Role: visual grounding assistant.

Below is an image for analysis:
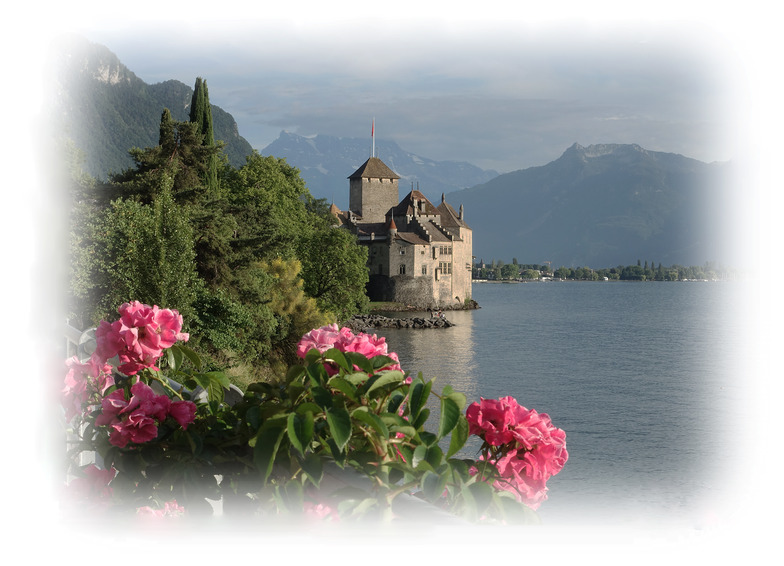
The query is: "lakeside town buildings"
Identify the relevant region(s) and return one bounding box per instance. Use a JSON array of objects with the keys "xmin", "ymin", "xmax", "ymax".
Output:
[{"xmin": 331, "ymin": 156, "xmax": 472, "ymax": 308}]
